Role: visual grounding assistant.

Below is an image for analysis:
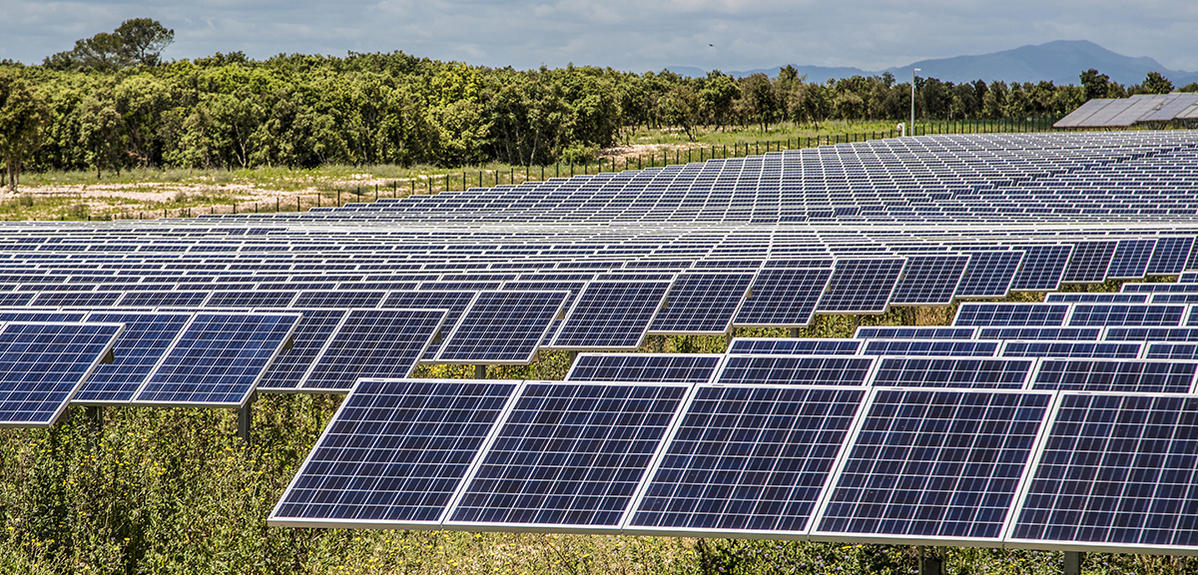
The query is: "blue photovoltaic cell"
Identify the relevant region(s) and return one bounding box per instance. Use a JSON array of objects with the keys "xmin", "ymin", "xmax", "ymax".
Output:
[
  {"xmin": 205, "ymin": 290, "xmax": 298, "ymax": 308},
  {"xmin": 31, "ymin": 291, "xmax": 122, "ymax": 308},
  {"xmin": 292, "ymin": 290, "xmax": 386, "ymax": 309},
  {"xmin": 1010, "ymin": 245, "xmax": 1073, "ymax": 291},
  {"xmin": 270, "ymin": 379, "xmax": 517, "ymax": 526},
  {"xmin": 448, "ymin": 383, "xmax": 687, "ymax": 528},
  {"xmin": 888, "ymin": 255, "xmax": 967, "ymax": 305},
  {"xmin": 1031, "ymin": 359, "xmax": 1198, "ymax": 393},
  {"xmin": 955, "ymin": 251, "xmax": 1024, "ymax": 298},
  {"xmin": 1002, "ymin": 341, "xmax": 1143, "ymax": 359},
  {"xmin": 72, "ymin": 312, "xmax": 194, "ymax": 403},
  {"xmin": 256, "ymin": 309, "xmax": 350, "ymax": 391},
  {"xmin": 733, "ymin": 267, "xmax": 832, "ymax": 327},
  {"xmin": 566, "ymin": 353, "xmax": 721, "ymax": 383},
  {"xmin": 727, "ymin": 338, "xmax": 862, "ymax": 355},
  {"xmin": 1145, "ymin": 343, "xmax": 1198, "ymax": 360},
  {"xmin": 854, "ymin": 326, "xmax": 977, "ymax": 340},
  {"xmin": 649, "ymin": 272, "xmax": 754, "ymax": 334},
  {"xmin": 0, "ymin": 293, "xmax": 34, "ymax": 307},
  {"xmin": 438, "ymin": 291, "xmax": 568, "ymax": 363},
  {"xmin": 868, "ymin": 357, "xmax": 1033, "ymax": 389},
  {"xmin": 381, "ymin": 291, "xmax": 479, "ymax": 358},
  {"xmin": 1012, "ymin": 394, "xmax": 1198, "ymax": 550},
  {"xmin": 553, "ymin": 280, "xmax": 672, "ymax": 349},
  {"xmin": 1067, "ymin": 304, "xmax": 1185, "ymax": 327},
  {"xmin": 861, "ymin": 339, "xmax": 999, "ymax": 357},
  {"xmin": 978, "ymin": 327, "xmax": 1102, "ymax": 341},
  {"xmin": 1045, "ymin": 293, "xmax": 1148, "ymax": 303},
  {"xmin": 1146, "ymin": 237, "xmax": 1193, "ymax": 275},
  {"xmin": 0, "ymin": 322, "xmax": 122, "ymax": 426},
  {"xmin": 629, "ymin": 386, "xmax": 865, "ymax": 534},
  {"xmin": 135, "ymin": 312, "xmax": 301, "ymax": 406},
  {"xmin": 816, "ymin": 259, "xmax": 905, "ymax": 313},
  {"xmin": 815, "ymin": 389, "xmax": 1051, "ymax": 540},
  {"xmin": 116, "ymin": 290, "xmax": 210, "ymax": 308},
  {"xmin": 1105, "ymin": 327, "xmax": 1198, "ymax": 342},
  {"xmin": 954, "ymin": 303, "xmax": 1069, "ymax": 327},
  {"xmin": 1122, "ymin": 282, "xmax": 1198, "ymax": 293},
  {"xmin": 1180, "ymin": 272, "xmax": 1198, "ymax": 282},
  {"xmin": 1106, "ymin": 239, "xmax": 1156, "ymax": 278},
  {"xmin": 715, "ymin": 356, "xmax": 875, "ymax": 386},
  {"xmin": 1062, "ymin": 241, "xmax": 1117, "ymax": 283},
  {"xmin": 0, "ymin": 311, "xmax": 87, "ymax": 323},
  {"xmin": 1150, "ymin": 294, "xmax": 1198, "ymax": 304},
  {"xmin": 302, "ymin": 309, "xmax": 447, "ymax": 391}
]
